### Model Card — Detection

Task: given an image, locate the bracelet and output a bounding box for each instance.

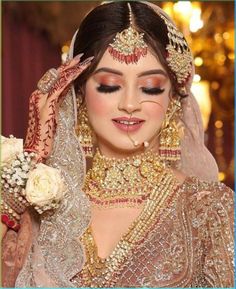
[1,151,36,198]
[1,151,36,230]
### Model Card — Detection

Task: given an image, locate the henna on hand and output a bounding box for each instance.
[24,56,94,162]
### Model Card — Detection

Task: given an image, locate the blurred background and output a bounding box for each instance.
[2,1,234,188]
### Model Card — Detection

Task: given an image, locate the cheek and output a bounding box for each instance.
[145,105,166,123]
[143,95,169,122]
[85,86,110,118]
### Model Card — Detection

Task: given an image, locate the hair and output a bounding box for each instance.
[73,1,188,102]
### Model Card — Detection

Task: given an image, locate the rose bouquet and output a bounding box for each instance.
[1,135,66,216]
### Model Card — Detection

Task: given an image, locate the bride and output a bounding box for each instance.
[2,1,234,287]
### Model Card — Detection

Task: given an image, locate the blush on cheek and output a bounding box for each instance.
[143,102,166,120]
[85,88,108,116]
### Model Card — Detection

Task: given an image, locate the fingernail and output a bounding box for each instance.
[74,53,84,62]
[79,56,94,66]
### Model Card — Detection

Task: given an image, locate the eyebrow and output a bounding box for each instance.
[93,68,122,76]
[93,67,168,78]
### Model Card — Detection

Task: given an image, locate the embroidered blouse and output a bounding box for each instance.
[2,176,234,287]
[69,177,234,288]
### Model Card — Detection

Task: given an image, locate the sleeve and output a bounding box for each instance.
[202,184,234,288]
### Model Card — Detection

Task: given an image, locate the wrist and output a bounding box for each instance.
[23,148,43,163]
[1,200,21,232]
[1,151,36,230]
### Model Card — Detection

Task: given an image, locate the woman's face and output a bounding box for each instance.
[85,49,172,158]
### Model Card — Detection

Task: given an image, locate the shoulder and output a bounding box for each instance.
[177,175,234,235]
[180,175,234,209]
[178,178,235,287]
[170,168,234,221]
[171,169,234,221]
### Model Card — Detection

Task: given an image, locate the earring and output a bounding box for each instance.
[77,105,93,157]
[159,99,182,163]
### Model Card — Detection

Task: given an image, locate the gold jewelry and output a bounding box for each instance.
[158,12,193,87]
[108,3,148,64]
[37,68,59,94]
[76,106,93,157]
[83,149,165,209]
[159,98,182,162]
[73,167,179,287]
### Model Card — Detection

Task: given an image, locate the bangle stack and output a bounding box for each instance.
[1,151,36,231]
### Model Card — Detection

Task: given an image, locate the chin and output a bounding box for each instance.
[98,137,148,158]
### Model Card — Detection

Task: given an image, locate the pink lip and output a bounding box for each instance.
[112,117,144,122]
[112,117,145,133]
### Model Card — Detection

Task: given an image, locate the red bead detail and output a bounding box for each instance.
[2,214,9,223]
[1,214,20,232]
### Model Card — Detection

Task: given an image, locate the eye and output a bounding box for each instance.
[141,87,165,95]
[96,84,121,93]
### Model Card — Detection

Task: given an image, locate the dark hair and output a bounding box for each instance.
[73,1,186,101]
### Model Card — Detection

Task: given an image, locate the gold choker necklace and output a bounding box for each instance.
[83,149,166,209]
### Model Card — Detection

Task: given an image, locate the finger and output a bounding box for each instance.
[47,57,94,101]
[58,53,84,73]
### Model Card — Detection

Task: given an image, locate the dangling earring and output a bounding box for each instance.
[77,105,93,158]
[159,98,182,163]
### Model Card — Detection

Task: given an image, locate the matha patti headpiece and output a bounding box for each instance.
[108,3,148,64]
[158,12,193,87]
[107,1,193,91]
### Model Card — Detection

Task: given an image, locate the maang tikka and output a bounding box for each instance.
[107,1,193,94]
[108,3,148,64]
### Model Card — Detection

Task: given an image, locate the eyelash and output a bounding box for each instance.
[141,87,165,95]
[96,84,165,95]
[96,84,121,93]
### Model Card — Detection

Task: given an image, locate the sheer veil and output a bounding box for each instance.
[144,2,219,181]
[13,1,218,287]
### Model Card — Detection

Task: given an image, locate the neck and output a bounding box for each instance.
[97,136,159,159]
[84,148,166,209]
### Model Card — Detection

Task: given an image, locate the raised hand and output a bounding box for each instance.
[24,54,93,162]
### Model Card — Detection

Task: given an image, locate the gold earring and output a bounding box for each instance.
[77,106,93,158]
[159,99,182,163]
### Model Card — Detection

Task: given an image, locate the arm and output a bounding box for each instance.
[1,55,93,235]
[203,184,234,288]
[1,222,7,240]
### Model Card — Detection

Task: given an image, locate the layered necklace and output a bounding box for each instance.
[72,150,180,287]
[83,149,167,209]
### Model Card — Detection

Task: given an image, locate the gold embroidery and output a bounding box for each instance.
[71,177,234,288]
[74,169,179,287]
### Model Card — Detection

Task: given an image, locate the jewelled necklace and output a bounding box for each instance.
[83,149,166,209]
[73,159,179,287]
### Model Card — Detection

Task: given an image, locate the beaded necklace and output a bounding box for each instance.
[72,150,180,287]
[84,149,166,209]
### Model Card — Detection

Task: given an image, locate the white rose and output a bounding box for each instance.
[1,135,23,166]
[25,163,65,207]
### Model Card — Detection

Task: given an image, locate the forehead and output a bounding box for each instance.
[96,48,166,75]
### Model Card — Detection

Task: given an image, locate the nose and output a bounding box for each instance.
[118,89,141,114]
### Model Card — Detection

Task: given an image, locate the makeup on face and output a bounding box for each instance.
[92,68,168,96]
[84,49,172,158]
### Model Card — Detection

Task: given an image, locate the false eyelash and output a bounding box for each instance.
[96,84,120,93]
[141,87,165,95]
